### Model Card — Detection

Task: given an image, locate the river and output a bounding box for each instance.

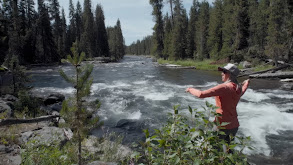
[29,55,293,164]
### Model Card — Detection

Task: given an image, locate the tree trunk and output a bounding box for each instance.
[0,115,60,126]
[169,0,174,26]
[78,132,82,165]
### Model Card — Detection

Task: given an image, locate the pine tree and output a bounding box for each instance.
[115,19,125,60]
[7,55,29,95]
[34,0,59,63]
[163,14,173,59]
[80,0,95,58]
[233,0,249,62]
[22,0,37,64]
[60,8,67,58]
[19,0,26,36]
[186,0,199,59]
[95,4,109,57]
[68,0,76,43]
[0,0,10,64]
[59,42,102,165]
[221,0,236,59]
[150,0,164,58]
[107,26,115,59]
[107,20,125,61]
[5,0,21,65]
[1,0,12,19]
[166,0,174,26]
[196,1,210,60]
[25,0,35,29]
[247,0,269,59]
[265,0,289,65]
[170,0,188,60]
[75,1,82,43]
[49,0,61,40]
[284,0,293,61]
[257,0,270,50]
[208,0,223,60]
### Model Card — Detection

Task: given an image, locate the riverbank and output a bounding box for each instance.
[0,93,132,165]
[157,58,278,71]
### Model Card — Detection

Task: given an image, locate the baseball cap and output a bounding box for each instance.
[218,63,240,76]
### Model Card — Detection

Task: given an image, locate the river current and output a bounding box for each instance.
[29,55,293,164]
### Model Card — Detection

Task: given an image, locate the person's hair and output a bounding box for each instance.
[229,74,242,93]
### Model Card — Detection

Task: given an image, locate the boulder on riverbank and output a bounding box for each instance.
[44,93,65,106]
[0,94,19,118]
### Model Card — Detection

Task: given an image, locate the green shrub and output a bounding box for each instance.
[132,102,252,165]
[14,90,42,118]
[0,125,20,145]
[21,140,74,165]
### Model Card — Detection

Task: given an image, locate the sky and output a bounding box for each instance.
[57,0,215,46]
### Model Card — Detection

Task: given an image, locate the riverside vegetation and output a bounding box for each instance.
[18,102,253,164]
[1,44,252,164]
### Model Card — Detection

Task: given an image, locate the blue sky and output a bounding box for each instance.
[58,0,214,46]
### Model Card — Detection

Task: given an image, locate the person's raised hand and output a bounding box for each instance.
[242,79,250,85]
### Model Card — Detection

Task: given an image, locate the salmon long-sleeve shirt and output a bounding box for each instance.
[188,81,249,129]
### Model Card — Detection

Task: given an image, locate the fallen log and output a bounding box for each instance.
[249,71,293,79]
[238,64,290,78]
[0,115,60,126]
[280,78,293,82]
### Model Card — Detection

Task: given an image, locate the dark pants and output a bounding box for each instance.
[219,127,238,145]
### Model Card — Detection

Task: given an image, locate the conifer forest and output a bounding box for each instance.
[0,0,125,66]
[127,0,293,65]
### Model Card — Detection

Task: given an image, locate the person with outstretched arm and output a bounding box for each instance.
[186,63,250,146]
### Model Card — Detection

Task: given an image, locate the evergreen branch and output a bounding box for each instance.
[59,69,75,84]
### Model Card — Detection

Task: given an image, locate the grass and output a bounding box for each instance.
[252,64,274,72]
[157,58,219,71]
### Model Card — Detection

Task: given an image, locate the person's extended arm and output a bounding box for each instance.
[241,79,250,96]
[186,84,226,98]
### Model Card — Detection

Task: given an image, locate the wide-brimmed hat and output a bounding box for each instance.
[218,63,240,76]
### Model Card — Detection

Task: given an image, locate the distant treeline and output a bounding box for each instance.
[127,0,293,65]
[0,0,125,65]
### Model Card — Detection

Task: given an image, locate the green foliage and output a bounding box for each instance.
[252,64,274,72]
[0,125,20,145]
[126,36,153,56]
[265,0,289,65]
[21,133,130,165]
[21,140,75,165]
[80,0,95,58]
[86,132,129,163]
[171,0,188,60]
[95,4,110,57]
[14,90,42,118]
[59,42,102,165]
[149,0,164,58]
[6,55,30,95]
[186,0,200,59]
[107,20,126,61]
[196,1,210,60]
[157,58,218,70]
[208,0,223,60]
[134,102,251,164]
